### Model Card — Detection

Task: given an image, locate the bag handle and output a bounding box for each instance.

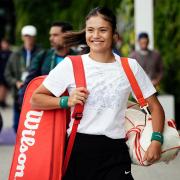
[62,55,86,176]
[120,58,148,109]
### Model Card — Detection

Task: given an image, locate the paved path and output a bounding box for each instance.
[0,95,180,180]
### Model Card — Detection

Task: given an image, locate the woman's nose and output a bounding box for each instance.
[93,30,100,38]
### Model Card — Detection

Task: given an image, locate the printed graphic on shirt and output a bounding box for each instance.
[85,64,130,113]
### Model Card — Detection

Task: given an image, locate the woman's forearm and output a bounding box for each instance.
[146,95,165,133]
[30,93,60,110]
[30,84,61,110]
[150,103,165,133]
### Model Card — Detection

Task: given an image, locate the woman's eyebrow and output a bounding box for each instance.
[86,26,109,29]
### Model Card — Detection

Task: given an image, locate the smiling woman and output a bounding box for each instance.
[30,7,165,180]
[85,16,114,60]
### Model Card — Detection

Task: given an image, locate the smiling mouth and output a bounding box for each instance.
[91,41,103,44]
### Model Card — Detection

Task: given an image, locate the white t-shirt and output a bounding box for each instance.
[43,53,156,139]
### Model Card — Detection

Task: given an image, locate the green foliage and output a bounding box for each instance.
[13,0,180,125]
[14,0,122,47]
[14,0,179,99]
[14,0,56,46]
[116,0,134,56]
[154,0,180,119]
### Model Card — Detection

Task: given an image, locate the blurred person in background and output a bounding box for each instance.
[4,25,42,132]
[130,32,163,88]
[113,31,122,56]
[0,111,2,133]
[0,38,12,108]
[18,21,76,109]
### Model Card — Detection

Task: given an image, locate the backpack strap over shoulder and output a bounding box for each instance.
[120,57,148,108]
[62,55,86,176]
[70,55,87,119]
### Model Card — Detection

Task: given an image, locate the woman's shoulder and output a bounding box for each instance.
[127,57,139,67]
[66,54,89,63]
[114,53,137,63]
[56,56,72,69]
[66,54,87,60]
[54,55,87,74]
[63,55,85,66]
[114,54,139,68]
[118,56,140,74]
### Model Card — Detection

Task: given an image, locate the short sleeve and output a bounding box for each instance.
[43,57,74,97]
[128,58,156,99]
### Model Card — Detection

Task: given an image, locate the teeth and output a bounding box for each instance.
[92,40,102,42]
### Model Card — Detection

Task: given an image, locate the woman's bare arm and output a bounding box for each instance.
[143,94,165,163]
[30,84,89,110]
[146,95,165,133]
[30,84,60,110]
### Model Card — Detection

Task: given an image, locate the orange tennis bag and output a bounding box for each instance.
[9,56,86,180]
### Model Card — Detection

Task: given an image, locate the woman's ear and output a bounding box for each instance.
[113,34,116,42]
[113,31,119,42]
[112,32,118,46]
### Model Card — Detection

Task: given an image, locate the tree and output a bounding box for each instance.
[154,0,180,128]
[0,0,16,43]
[14,0,122,47]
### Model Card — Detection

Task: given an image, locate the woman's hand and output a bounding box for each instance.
[143,140,162,164]
[143,95,164,164]
[68,87,89,107]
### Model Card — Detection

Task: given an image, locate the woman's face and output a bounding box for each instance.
[85,15,114,53]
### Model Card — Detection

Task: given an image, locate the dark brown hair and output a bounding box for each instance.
[51,21,73,32]
[86,7,117,33]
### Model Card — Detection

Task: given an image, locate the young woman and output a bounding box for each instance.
[31,7,165,180]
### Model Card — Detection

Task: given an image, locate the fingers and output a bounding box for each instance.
[143,152,156,164]
[76,91,89,100]
[68,87,89,107]
[76,87,89,94]
[145,151,160,163]
[80,87,89,93]
[146,153,155,163]
[143,143,161,164]
[147,156,160,164]
[76,94,87,103]
[73,88,89,103]
[73,99,84,106]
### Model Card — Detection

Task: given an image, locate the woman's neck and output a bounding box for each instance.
[89,51,115,63]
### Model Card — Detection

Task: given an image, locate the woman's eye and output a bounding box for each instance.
[100,29,107,32]
[87,29,93,32]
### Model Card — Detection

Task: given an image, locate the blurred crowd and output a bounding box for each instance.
[0,21,165,134]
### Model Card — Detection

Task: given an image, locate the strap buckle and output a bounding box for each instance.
[74,113,83,120]
[140,104,151,115]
